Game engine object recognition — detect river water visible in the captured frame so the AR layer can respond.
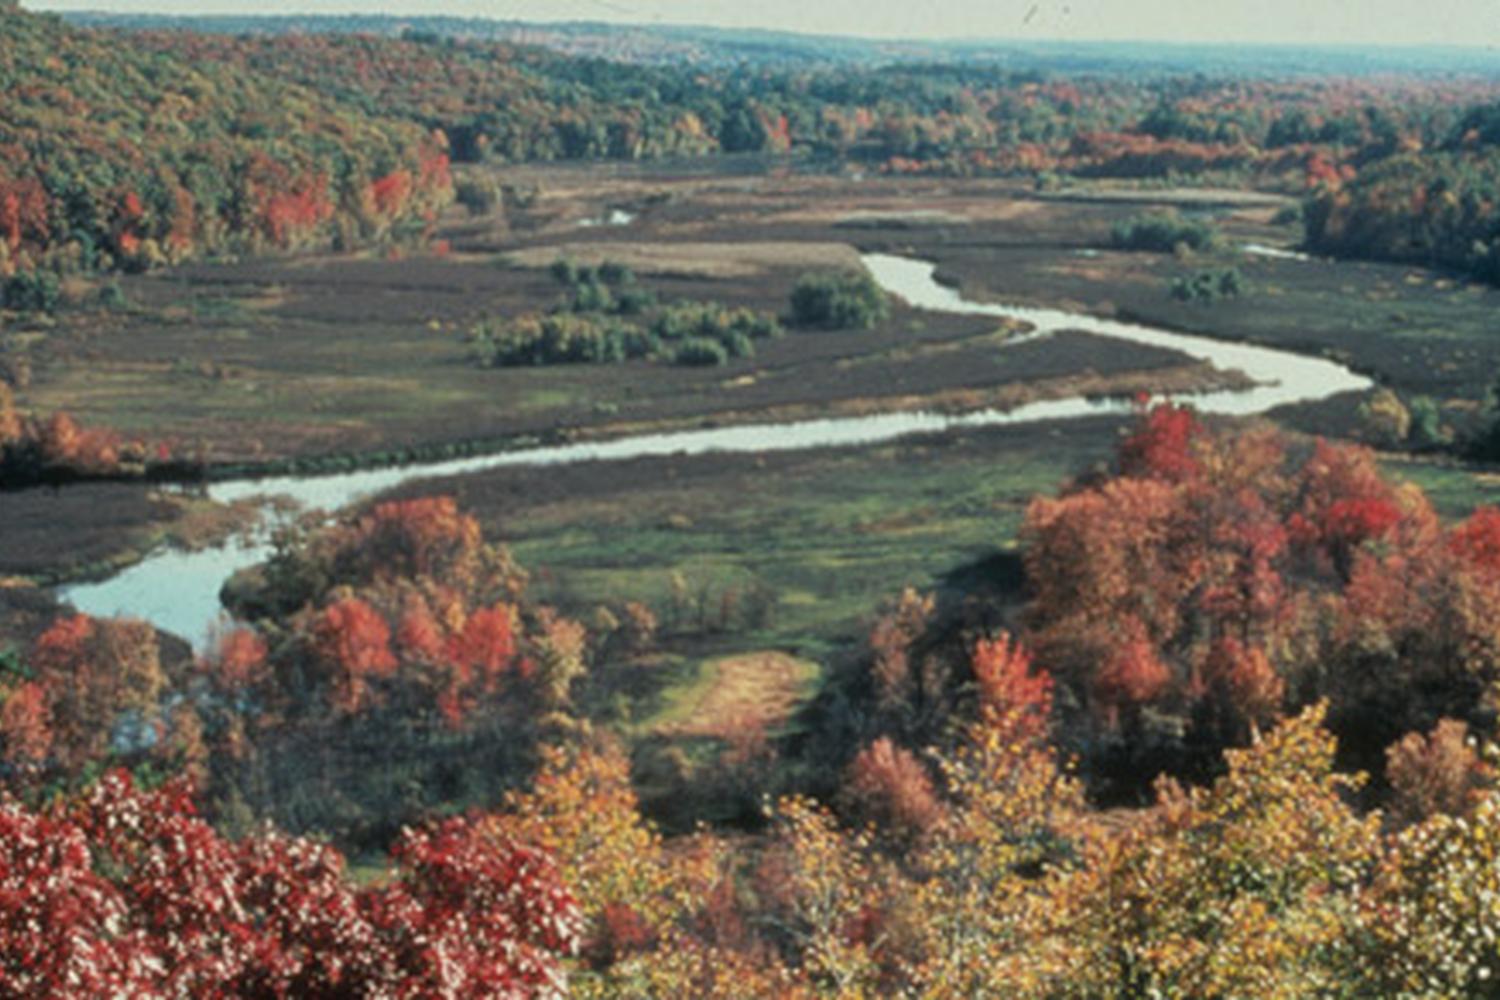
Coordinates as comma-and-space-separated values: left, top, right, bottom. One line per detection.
59, 252, 1371, 647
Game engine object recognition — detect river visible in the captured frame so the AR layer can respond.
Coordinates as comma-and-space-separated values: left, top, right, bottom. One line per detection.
58, 252, 1372, 647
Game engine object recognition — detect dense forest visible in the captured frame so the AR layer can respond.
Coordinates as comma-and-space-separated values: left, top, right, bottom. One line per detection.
8, 4, 1500, 284
0, 4, 452, 279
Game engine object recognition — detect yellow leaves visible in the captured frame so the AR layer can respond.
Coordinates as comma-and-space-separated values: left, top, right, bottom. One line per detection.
764, 795, 883, 996
1364, 789, 1500, 995
492, 734, 678, 928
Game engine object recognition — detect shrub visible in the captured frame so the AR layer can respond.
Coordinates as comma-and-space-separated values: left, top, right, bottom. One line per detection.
1358, 388, 1412, 447
1407, 395, 1450, 448
1169, 266, 1244, 302
2, 271, 61, 313
570, 278, 614, 314
473, 313, 651, 366
454, 177, 500, 217
97, 281, 129, 311
1112, 211, 1221, 253
789, 270, 890, 330
1386, 719, 1489, 823
672, 337, 729, 366
723, 331, 755, 359
840, 737, 943, 843
652, 301, 779, 346
597, 261, 635, 286
613, 285, 657, 316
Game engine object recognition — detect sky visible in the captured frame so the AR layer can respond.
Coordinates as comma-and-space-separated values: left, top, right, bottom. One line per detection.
22, 0, 1500, 48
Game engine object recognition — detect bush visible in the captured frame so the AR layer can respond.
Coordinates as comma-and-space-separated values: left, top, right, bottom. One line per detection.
597, 261, 635, 286
1386, 719, 1488, 823
454, 178, 500, 217
2, 271, 60, 313
1358, 388, 1412, 448
1112, 211, 1221, 253
1272, 202, 1305, 226
473, 313, 650, 366
613, 285, 657, 316
652, 301, 779, 346
1169, 267, 1244, 303
672, 337, 729, 367
569, 278, 614, 314
97, 280, 129, 311
723, 331, 755, 359
788, 270, 890, 330
1407, 395, 1450, 449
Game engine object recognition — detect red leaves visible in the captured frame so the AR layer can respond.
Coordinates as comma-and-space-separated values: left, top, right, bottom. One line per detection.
1203, 637, 1284, 730
26, 614, 164, 772
1291, 439, 1404, 566
1448, 506, 1500, 575
369, 168, 415, 218
448, 604, 518, 683
0, 771, 581, 998
842, 737, 943, 841
315, 597, 397, 714
340, 495, 484, 584
971, 632, 1052, 742
0, 682, 51, 766
207, 627, 269, 693
1094, 623, 1172, 709
0, 174, 48, 253
1321, 496, 1402, 548
1119, 401, 1204, 482
377, 819, 583, 996
0, 799, 132, 997
263, 184, 333, 246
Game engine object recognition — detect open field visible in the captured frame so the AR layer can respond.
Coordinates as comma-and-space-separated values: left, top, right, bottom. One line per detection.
646, 651, 821, 739
379, 415, 1118, 656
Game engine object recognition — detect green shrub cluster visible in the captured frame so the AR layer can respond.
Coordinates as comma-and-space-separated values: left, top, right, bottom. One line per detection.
1112, 211, 1221, 253
550, 257, 659, 316
472, 313, 655, 366
788, 270, 890, 330
651, 301, 782, 344
1169, 266, 1244, 302
476, 260, 782, 368
1, 271, 60, 313
672, 338, 731, 366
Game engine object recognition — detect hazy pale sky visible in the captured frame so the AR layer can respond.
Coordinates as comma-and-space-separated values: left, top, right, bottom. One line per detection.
22, 0, 1500, 48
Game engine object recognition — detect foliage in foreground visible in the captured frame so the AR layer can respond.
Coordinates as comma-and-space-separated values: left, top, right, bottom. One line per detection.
0, 771, 581, 997
8, 411, 1500, 995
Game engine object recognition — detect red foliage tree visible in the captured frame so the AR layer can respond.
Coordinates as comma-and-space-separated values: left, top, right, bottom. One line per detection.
314, 597, 397, 713
206, 626, 269, 694
1449, 506, 1500, 576
1093, 622, 1173, 712
971, 631, 1053, 743
369, 169, 414, 218
1118, 400, 1204, 482
0, 771, 583, 998
1202, 636, 1285, 736
842, 737, 944, 841
0, 681, 52, 767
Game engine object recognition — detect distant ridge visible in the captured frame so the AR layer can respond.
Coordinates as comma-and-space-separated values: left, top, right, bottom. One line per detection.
57, 10, 1500, 77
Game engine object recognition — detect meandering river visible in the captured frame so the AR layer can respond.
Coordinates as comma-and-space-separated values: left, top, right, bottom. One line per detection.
59, 252, 1372, 647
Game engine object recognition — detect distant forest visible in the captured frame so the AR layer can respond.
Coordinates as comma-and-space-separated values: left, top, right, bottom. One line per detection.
4, 5, 1500, 282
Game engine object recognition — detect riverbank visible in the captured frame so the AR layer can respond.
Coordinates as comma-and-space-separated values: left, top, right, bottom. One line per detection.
55, 247, 1374, 648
